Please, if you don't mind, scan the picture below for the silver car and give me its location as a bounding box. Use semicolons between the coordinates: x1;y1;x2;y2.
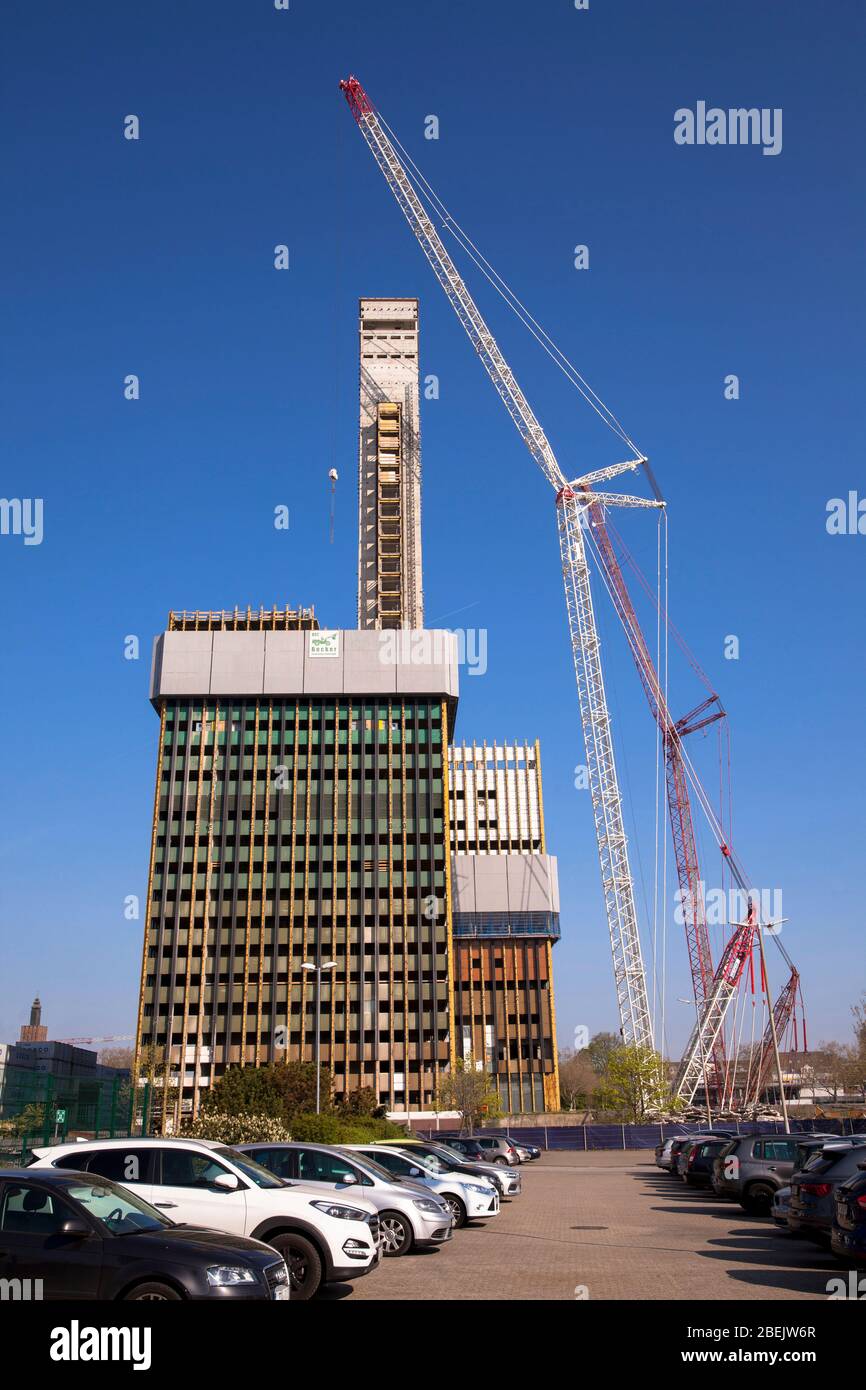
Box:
348;1145;500;1228
238;1142;453;1257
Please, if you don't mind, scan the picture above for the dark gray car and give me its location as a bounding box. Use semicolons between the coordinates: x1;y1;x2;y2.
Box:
711;1133;839;1214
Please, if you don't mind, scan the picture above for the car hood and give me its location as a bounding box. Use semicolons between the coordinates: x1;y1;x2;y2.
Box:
449;1160;508;1182
115;1225;279;1261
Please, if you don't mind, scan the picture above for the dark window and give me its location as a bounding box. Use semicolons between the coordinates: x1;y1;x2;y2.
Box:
82;1148;154;1185
0;1183;75;1235
156;1148;234;1189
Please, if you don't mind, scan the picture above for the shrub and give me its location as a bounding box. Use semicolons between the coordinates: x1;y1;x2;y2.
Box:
289;1112;406;1144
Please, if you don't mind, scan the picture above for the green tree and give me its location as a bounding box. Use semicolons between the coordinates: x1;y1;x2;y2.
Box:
201;1061;332;1121
593;1045;673;1120
340;1086;387;1119
435;1057;502;1132
585;1031;621;1076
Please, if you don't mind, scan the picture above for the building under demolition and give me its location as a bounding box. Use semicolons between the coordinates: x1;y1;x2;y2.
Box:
136;299;561;1125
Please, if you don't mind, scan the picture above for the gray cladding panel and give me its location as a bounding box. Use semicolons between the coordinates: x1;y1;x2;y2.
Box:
151;628;459;702
451;853;559;915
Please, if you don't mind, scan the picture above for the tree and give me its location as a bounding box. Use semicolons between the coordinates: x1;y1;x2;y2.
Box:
585;1031;621;1077
98;1047;134;1072
593;1045;673;1121
340;1086;387;1119
558;1048;598;1110
435;1057;502;1132
201;1061;332;1121
181;1111;293;1144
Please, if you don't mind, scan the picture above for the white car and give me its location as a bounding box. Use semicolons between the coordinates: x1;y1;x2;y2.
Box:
238;1142;455;1256
346;1144;500;1227
30;1137;380;1300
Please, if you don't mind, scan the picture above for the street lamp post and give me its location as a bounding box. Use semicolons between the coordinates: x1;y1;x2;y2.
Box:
302;960;336;1113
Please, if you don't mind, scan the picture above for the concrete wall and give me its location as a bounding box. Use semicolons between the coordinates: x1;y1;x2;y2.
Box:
450;852;560;914
150;628;459;703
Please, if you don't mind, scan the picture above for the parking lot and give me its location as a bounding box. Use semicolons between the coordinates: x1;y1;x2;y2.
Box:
338;1151;843;1301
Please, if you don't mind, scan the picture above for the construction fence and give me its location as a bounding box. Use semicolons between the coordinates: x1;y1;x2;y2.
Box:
421;1118;866;1151
0;1064;151;1168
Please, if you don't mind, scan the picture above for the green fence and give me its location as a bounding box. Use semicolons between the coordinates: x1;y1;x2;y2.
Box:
0;1065;151;1167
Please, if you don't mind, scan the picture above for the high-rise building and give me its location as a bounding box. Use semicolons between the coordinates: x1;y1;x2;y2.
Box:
136;302;561;1127
138;611;459;1125
449;743;561;1114
357;298;423;631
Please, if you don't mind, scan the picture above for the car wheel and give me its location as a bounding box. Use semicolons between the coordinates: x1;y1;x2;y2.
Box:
270;1233;322;1300
741;1182;775;1215
493;1156;509;1167
443;1194;467;1228
124;1281;182;1301
379;1211;413;1256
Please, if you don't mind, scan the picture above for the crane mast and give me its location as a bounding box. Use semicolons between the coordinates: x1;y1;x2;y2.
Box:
339;75;657;1049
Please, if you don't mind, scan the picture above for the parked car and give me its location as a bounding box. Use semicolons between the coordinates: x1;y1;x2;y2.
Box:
373;1138;522;1198
237;1142;453;1257
665;1132;734;1176
465;1135;520;1166
30;1137;380;1300
771;1185;792;1230
711;1133;837;1214
346;1145;499;1227
789;1141;866;1244
830;1160;866;1263
0;1167;290;1301
437;1136;488;1162
681;1137;730;1188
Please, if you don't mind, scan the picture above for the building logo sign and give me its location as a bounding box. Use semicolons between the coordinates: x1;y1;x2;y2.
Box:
308;630;340;659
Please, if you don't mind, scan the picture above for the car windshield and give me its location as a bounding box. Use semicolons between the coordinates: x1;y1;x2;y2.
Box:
213;1147;285;1188
403;1150;448;1175
67;1181;167;1235
425;1144;464;1164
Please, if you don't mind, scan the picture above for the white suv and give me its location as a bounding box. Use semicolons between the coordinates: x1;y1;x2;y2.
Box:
30;1138;380;1300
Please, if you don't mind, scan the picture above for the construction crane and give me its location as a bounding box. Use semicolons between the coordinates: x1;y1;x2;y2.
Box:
747;962;802;1111
339;75;659;1050
340;76;799;1112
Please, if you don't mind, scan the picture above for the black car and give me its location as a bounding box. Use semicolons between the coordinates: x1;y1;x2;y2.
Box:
682;1137;730;1188
830;1161;866;1263
438;1137;488;1162
789;1142;866;1244
0;1167;289;1301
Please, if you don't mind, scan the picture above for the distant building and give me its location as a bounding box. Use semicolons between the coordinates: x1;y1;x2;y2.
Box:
19;996;48;1043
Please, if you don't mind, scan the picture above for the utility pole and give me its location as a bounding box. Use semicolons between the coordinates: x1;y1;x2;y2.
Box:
302;961;336;1113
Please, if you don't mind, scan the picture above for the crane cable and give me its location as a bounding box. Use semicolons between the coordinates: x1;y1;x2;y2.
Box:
378;112;642;458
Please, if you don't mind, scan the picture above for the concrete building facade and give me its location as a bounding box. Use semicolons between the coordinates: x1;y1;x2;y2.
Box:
357;298;423;631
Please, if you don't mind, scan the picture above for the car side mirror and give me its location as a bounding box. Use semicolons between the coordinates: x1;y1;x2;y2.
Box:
409;1167;422;1177
60;1218;90;1239
213;1172;240;1192
339;1173;358;1186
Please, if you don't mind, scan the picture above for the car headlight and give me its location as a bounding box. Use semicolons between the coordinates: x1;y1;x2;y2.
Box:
310;1200;368;1221
206;1265;257;1287
412;1197;443;1214
465;1182;493;1196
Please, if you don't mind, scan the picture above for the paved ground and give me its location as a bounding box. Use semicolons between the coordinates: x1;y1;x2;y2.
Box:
330;1151;843;1301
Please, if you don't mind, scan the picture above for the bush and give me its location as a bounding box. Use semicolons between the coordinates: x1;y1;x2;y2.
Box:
181;1111;293;1145
289;1112;406;1144
201;1062;332;1121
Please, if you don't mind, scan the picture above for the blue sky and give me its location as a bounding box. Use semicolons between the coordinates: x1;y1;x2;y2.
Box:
1;0;863;1059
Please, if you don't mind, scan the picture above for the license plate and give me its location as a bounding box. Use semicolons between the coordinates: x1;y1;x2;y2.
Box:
273;1286;290;1300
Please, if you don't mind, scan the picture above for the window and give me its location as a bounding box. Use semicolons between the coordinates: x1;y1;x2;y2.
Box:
0;1183;75;1236
753;1140;797;1162
80;1148;155;1185
296;1149;370;1185
66;1182;165;1235
157;1147;236;1189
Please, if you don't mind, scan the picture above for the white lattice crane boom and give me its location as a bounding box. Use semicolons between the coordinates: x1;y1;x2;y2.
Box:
340;75;660;1048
